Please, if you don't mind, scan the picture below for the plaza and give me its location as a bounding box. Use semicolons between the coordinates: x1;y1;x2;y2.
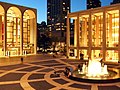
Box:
0;54;119;90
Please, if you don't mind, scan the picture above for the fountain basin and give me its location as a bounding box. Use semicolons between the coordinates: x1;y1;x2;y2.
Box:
69;68;120;83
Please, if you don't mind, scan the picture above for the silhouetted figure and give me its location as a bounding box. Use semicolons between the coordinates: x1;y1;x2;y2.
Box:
100;58;103;63
80;52;84;60
118;61;120;64
21;57;23;63
53;54;56;58
64;67;70;77
69;67;73;76
78;64;82;71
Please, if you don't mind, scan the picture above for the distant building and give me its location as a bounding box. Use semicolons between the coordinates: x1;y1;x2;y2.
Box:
47;0;70;42
87;0;101;9
111;0;120;4
37;21;48;36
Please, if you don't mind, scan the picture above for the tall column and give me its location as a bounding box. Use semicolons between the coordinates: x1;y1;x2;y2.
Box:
118;9;120;62
76;14;80;59
88;13;92;59
74;19;77;57
84;18;87;46
0;15;2;55
16;18;18;46
96;16;99;46
74;19;77;47
81;18;87;46
74;15;80;59
81;18;84;46
34;17;37;54
20;13;23;56
102;10;106;61
0;16;2;43
66;16;70;58
4;11;7;56
109;14;112;47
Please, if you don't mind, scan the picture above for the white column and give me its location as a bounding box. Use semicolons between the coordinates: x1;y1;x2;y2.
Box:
109;14;112;47
34;17;37;54
20;13;23;55
102;10;106;61
66;16;70;58
74;19;77;47
0;16;2;43
74;14;80;59
118;9;120;62
4;11;7;56
96;16;99;46
88;13;92;59
84;18;87;46
76;14;80;59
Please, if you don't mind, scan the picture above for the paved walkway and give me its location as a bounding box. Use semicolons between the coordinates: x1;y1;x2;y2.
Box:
0;54;119;90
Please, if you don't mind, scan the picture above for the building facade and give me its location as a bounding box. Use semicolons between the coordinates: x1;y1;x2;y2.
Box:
67;3;120;62
111;0;120;4
0;2;37;57
87;0;101;9
47;0;70;40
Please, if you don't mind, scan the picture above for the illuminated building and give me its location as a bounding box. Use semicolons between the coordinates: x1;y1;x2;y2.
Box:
47;0;70;40
67;3;120;62
0;2;37;57
87;0;101;9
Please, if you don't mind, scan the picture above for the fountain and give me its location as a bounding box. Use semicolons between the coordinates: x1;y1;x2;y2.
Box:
67;58;120;83
81;58;108;78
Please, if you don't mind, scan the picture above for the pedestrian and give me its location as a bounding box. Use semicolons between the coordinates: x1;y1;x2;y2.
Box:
80;52;84;60
53;68;56;75
21;57;23;63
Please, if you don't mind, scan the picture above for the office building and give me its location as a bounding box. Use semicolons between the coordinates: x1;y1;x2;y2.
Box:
47;0;70;41
87;0;101;9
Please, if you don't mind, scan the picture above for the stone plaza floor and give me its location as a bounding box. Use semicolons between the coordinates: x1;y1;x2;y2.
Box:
0;54;120;90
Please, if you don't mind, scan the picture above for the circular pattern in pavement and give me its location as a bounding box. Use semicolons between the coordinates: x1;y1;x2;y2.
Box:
0;58;119;90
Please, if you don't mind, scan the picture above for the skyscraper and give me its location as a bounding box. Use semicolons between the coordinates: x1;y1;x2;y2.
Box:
47;0;70;41
111;0;120;4
87;0;101;9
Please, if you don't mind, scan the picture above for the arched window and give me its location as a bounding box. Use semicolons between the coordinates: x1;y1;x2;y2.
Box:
23;10;36;54
6;7;21;55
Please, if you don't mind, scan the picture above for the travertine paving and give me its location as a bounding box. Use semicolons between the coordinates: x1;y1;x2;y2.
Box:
0;55;119;90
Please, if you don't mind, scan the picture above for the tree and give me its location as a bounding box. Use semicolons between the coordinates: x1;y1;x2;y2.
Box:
37;22;51;52
38;34;52;52
51;36;60;53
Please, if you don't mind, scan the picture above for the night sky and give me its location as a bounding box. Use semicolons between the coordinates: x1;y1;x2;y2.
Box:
0;0;113;23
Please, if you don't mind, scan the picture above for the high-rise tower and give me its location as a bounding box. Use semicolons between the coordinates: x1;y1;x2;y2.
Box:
111;0;120;4
47;0;70;40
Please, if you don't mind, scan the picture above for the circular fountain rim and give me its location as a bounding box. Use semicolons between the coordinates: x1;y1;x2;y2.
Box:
68;68;120;83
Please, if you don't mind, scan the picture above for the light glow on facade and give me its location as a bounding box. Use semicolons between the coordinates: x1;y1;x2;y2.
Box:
67;4;120;62
0;2;37;57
